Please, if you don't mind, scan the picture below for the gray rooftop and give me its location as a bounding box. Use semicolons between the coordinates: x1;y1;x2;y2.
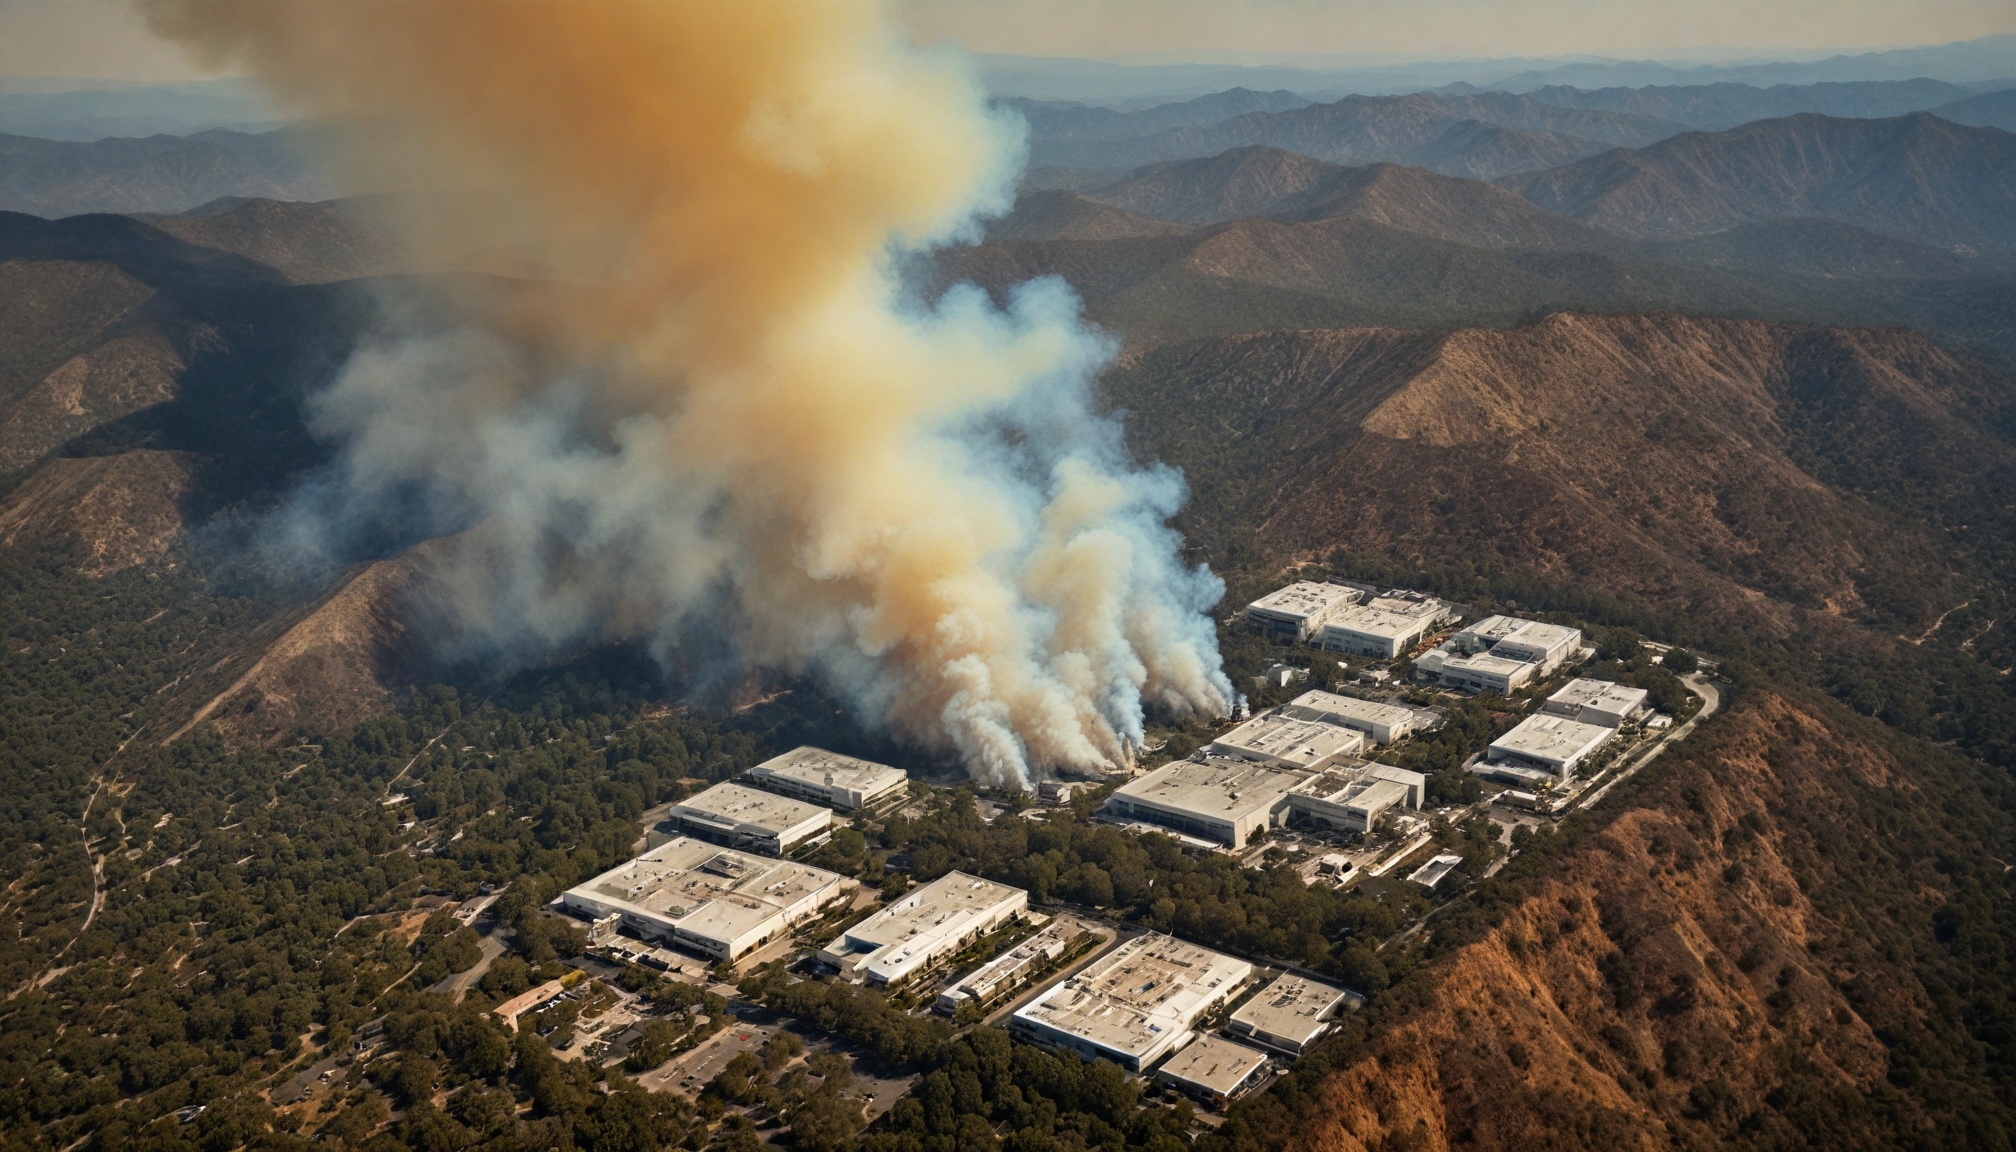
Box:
673;781;832;835
1283;690;1415;729
1211;714;1364;768
1157;1035;1270;1095
1015;934;1253;1062
1491;714;1614;764
1229;974;1351;1049
1113;758;1311;824
1248;582;1358;621
565;837;849;944
1547;678;1650;712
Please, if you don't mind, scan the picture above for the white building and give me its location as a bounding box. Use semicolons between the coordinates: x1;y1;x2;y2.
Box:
561;837;855;962
744;746;909;812
1106;758;1312;849
817;872;1027;986
1155;1035;1271;1107
1245;582;1361;642
1318;597;1446;660
1489;713;1616;777
936;920;1074;1015
1452;615;1583;674
1543;678;1650;728
668;781;834;855
1285;765;1423;833
1209;713;1366;771
1429;650;1538;695
1227;973;1353;1056
1011;934;1255;1072
1281;690;1420;744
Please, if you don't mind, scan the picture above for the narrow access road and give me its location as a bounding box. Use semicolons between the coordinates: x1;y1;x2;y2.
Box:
1575;673;1723;814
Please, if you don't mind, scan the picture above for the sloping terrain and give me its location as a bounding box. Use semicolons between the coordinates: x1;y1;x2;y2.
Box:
134;196;402;284
1218;689;2016;1151
0;128;336;218
1107;312;2016;636
1028;92;1674;180
1522;78;1983;130
1501;112;2016;259
0;449;199;575
1001;88;1313;142
983;190;1192;242
1933;87;2016;133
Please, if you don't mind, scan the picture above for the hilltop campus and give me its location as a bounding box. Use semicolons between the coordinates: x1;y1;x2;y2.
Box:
539;574;1687;1106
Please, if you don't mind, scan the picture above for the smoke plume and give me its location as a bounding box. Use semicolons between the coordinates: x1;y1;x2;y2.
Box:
142;0;1233;783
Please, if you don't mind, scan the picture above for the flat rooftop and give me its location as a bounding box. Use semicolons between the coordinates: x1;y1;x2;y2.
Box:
1113;758;1310;825
1323;603;1430;640
826;871;1025;982
674;781;831;835
1495;620;1581;651
1248;582;1358;620
747;746;907;799
1230;974;1352;1050
1459;615;1533;645
1157;1035;1270;1095
1548;678;1649;712
1283;690;1415;730
1443;652;1533;677
1491;714;1614;764
565;837;848;944
1015;934;1253;1064
1211;714;1364;768
1365;596;1445;620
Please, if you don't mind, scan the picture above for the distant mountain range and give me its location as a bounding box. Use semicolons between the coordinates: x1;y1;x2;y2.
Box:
0;77;284;141
0;128;335;217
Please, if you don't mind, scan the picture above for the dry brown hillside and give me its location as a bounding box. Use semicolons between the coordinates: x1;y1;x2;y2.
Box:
1220;688;2010;1151
1109;312;2015;636
0;449;198;575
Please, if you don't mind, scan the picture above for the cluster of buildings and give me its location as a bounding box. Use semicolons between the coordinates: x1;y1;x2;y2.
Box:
656;746;911;857
1104;700;1431;850
1245;582;1451;659
1415;614;1586;695
1010;933;1352;1107
1474;677;1652;788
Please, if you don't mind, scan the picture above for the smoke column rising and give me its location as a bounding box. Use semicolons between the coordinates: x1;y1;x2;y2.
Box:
141;0;1234;783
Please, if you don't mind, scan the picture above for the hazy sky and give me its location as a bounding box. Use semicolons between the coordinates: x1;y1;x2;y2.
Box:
1;0;2012;80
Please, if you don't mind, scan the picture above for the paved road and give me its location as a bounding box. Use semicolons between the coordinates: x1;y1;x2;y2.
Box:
431;929;508;1002
1574;673;1723;813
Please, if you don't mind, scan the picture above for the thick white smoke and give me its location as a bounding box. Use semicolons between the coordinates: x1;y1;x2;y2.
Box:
145;0;1233;783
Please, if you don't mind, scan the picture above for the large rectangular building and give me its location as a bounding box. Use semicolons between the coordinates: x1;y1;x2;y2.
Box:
1452;615;1583;674
1208;713;1366;772
1318;598;1445;660
1245;582;1361;643
1489;713;1616;777
1227;973;1352;1056
561;837;855;961
1281;690;1420;744
1011;934;1255;1072
1105;758;1313;849
744;746;909;812
667;781;833;856
1543;678;1650;728
1285;769;1417;833
1431;651;1538;695
1155;1035;1271;1107
817;871;1027;986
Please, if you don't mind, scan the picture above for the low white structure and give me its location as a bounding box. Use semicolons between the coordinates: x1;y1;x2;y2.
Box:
1318;597;1447;659
1155;1035;1271;1107
667;781;833;855
1011;933;1254;1072
1406;854;1464;889
744;747;909;812
561;837;855;961
818;872;1027;986
1228;973;1352;1056
1286;768;1419;833
1106;758;1311;849
1452;615;1582;674
1543;679;1649;728
1281;690;1420;744
1429;651;1538;695
1209;713;1366;771
936;920;1074;1015
1246;582;1360;642
1489;713;1616;777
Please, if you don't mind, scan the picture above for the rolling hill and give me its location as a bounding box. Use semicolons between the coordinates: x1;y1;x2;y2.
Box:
0;127;335;218
1517;78;1986;131
1500;112;2016;260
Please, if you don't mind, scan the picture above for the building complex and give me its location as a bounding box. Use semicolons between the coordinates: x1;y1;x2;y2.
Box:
1208;713;1366;771
1011;933;1255;1072
1105;755;1426;848
1416;614;1586;694
1244;582;1362;643
666;781;833;856
561;837;855;961
817;871;1027;986
1488;713;1616;777
935;920;1075;1016
1227;973;1353;1056
744;746;909;812
1155;1035;1272;1107
1281;690;1421;744
1542;678;1649;728
1319;596;1449;659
